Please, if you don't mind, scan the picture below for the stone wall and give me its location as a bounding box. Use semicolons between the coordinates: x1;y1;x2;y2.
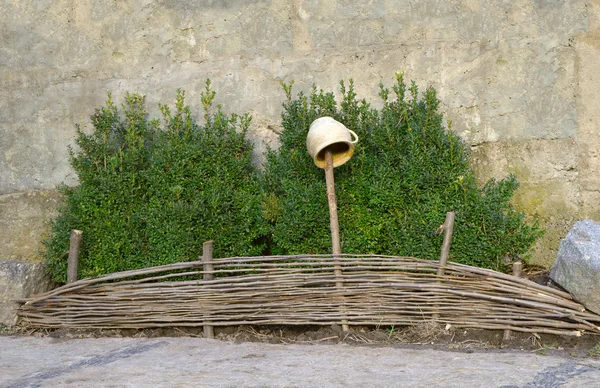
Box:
2;0;600;267
0;260;55;326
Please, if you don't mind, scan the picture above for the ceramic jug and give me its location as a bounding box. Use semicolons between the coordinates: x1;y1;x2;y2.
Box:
306;117;359;168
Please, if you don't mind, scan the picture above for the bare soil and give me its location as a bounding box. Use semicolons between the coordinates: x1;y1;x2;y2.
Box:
5;323;599;360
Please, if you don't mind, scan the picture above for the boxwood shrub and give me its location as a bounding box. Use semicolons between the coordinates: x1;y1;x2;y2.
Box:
44;82;268;282
45;75;543;282
262;74;543;270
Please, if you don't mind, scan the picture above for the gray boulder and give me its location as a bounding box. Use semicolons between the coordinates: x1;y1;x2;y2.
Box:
550;220;600;315
0;260;55;327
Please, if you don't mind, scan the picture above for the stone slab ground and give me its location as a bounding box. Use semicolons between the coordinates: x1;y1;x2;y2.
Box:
2;336;600;387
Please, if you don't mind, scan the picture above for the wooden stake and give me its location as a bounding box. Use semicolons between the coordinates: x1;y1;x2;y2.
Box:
324;150;342;258
202;240;215;339
513;261;523;278
324;149;349;332
437;211;455;277
434;212;455;320
67;230;83;284
503;261;523;341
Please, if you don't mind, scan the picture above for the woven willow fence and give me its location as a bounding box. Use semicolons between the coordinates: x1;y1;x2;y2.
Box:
18;254;600;337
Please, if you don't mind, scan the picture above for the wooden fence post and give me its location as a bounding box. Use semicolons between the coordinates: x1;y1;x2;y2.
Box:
433;212;455;321
324;149;349;332
503;261;523;341
437;212;455;276
67;230;83;284
202;240;215;339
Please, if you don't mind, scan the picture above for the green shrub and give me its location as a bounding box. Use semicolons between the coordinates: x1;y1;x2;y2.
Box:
262;74;543;271
44;82;268;282
45;75;543;282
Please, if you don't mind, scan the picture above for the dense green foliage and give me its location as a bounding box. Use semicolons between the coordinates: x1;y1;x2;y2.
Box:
45;75;543;282
44;82;268;282
262;74;543;270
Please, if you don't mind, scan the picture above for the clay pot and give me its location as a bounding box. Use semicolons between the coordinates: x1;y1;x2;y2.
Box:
306;117;358;168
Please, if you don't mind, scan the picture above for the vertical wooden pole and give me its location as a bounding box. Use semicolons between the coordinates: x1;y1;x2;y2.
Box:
512;261;523;278
324;151;342;259
434;212;455;321
202;240;214;339
503;261;523;341
67;230;83;284
324;149;349;332
437;211;455;276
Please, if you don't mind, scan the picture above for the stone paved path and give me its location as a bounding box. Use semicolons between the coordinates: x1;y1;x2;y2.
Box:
2;336;600;387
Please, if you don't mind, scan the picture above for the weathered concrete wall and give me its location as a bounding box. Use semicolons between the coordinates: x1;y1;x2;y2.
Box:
0;260;55;327
0;190;62;262
1;0;600;267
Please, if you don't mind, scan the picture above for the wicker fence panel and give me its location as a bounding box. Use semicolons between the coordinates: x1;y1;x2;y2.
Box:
17;255;600;337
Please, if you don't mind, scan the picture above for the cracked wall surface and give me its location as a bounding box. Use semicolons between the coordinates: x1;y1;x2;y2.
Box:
1;0;600;267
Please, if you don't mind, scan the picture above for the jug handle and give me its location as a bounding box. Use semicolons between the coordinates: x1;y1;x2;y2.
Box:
348;129;359;144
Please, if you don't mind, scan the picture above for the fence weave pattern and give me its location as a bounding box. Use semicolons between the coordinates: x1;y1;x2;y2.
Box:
18;255;600;336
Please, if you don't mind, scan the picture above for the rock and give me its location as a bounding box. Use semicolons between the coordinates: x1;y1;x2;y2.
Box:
0;260;55;327
549;220;600;315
